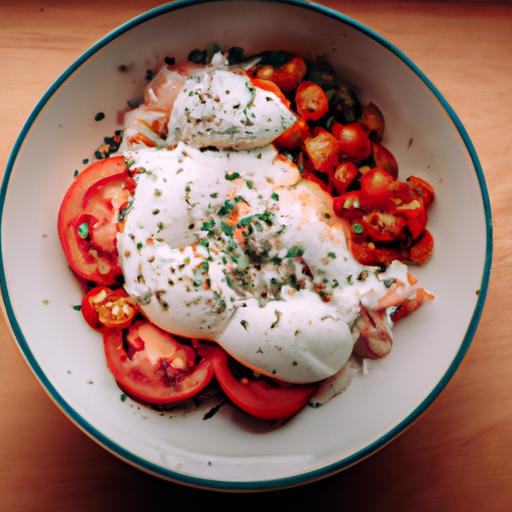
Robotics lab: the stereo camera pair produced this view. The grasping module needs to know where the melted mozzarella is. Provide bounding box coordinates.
[167,69,296,150]
[118,144,416,384]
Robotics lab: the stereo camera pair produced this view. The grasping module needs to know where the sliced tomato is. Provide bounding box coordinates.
[394,199,427,240]
[372,143,398,178]
[274,117,309,149]
[362,211,406,243]
[58,157,132,285]
[336,123,371,162]
[303,129,339,173]
[407,176,435,208]
[303,171,333,194]
[360,168,396,210]
[409,229,434,264]
[196,342,316,421]
[295,81,329,121]
[349,239,403,266]
[330,161,359,194]
[103,322,214,405]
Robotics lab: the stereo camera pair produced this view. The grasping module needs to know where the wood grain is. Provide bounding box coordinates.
[0,1,511,510]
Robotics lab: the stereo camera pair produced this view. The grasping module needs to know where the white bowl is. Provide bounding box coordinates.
[0,0,492,491]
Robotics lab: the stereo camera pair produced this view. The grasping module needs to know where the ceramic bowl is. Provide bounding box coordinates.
[0,0,491,491]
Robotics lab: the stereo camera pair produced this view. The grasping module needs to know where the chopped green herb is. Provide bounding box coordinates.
[327,252,336,259]
[136,242,143,250]
[77,222,89,239]
[271,191,279,201]
[246,179,254,189]
[94,112,105,121]
[332,278,340,288]
[258,211,274,223]
[152,209,160,215]
[82,158,89,165]
[221,221,234,236]
[240,319,249,330]
[72,304,81,311]
[225,171,241,181]
[286,245,305,258]
[120,393,127,402]
[271,310,282,329]
[210,192,218,198]
[202,400,225,420]
[256,153,262,160]
[324,213,331,220]
[201,218,216,232]
[73,169,79,177]
[383,278,397,288]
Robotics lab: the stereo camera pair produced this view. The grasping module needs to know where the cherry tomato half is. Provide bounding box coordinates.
[336,123,371,162]
[333,191,364,220]
[361,102,385,142]
[274,117,309,150]
[103,322,214,405]
[360,168,396,210]
[295,81,329,121]
[372,143,398,178]
[82,286,138,330]
[362,211,407,243]
[394,199,427,240]
[196,342,317,421]
[408,229,434,264]
[407,176,435,208]
[256,56,307,93]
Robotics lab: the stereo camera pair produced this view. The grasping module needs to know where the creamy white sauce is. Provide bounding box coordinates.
[118,145,416,384]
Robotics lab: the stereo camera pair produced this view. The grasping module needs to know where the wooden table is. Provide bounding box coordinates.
[1,1,511,509]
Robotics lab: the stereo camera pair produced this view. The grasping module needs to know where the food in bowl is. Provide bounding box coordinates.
[58,45,435,421]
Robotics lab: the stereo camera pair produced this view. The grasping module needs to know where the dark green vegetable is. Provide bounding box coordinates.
[188,48,207,64]
[305,58,337,89]
[257,50,292,68]
[228,46,245,65]
[94,112,105,122]
[331,85,362,124]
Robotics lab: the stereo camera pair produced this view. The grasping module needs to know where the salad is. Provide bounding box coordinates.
[58,46,435,421]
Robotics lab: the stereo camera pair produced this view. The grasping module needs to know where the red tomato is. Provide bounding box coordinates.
[303,171,333,194]
[407,176,435,208]
[330,161,359,194]
[251,78,290,108]
[330,122,343,140]
[103,322,214,405]
[58,157,133,285]
[295,81,329,121]
[333,191,364,220]
[361,102,385,142]
[196,342,317,421]
[372,143,398,178]
[362,211,406,243]
[303,130,339,173]
[394,199,427,240]
[82,286,138,330]
[336,123,371,162]
[360,168,396,210]
[274,117,309,149]
[256,56,307,93]
[409,229,434,264]
[349,239,403,266]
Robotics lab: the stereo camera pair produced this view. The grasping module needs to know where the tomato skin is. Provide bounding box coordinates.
[330,161,359,194]
[274,117,309,149]
[196,342,317,421]
[372,143,398,178]
[360,168,396,210]
[336,123,371,162]
[361,102,385,142]
[409,229,434,264]
[394,199,427,240]
[303,129,339,173]
[295,81,329,121]
[407,176,435,208]
[58,156,129,285]
[103,324,214,405]
[82,286,110,330]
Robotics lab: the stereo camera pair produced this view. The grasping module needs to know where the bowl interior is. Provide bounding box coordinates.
[1,0,489,489]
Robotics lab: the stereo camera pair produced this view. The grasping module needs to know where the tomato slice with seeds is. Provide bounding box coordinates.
[103,322,214,405]
[362,211,407,243]
[360,168,396,210]
[406,176,435,208]
[82,286,138,330]
[196,342,316,421]
[394,199,427,240]
[58,156,134,285]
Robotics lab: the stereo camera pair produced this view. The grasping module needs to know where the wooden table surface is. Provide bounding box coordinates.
[1,0,511,509]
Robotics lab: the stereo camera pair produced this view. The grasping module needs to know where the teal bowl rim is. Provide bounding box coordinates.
[0,0,492,492]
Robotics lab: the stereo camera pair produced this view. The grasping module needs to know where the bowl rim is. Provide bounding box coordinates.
[0,0,493,492]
